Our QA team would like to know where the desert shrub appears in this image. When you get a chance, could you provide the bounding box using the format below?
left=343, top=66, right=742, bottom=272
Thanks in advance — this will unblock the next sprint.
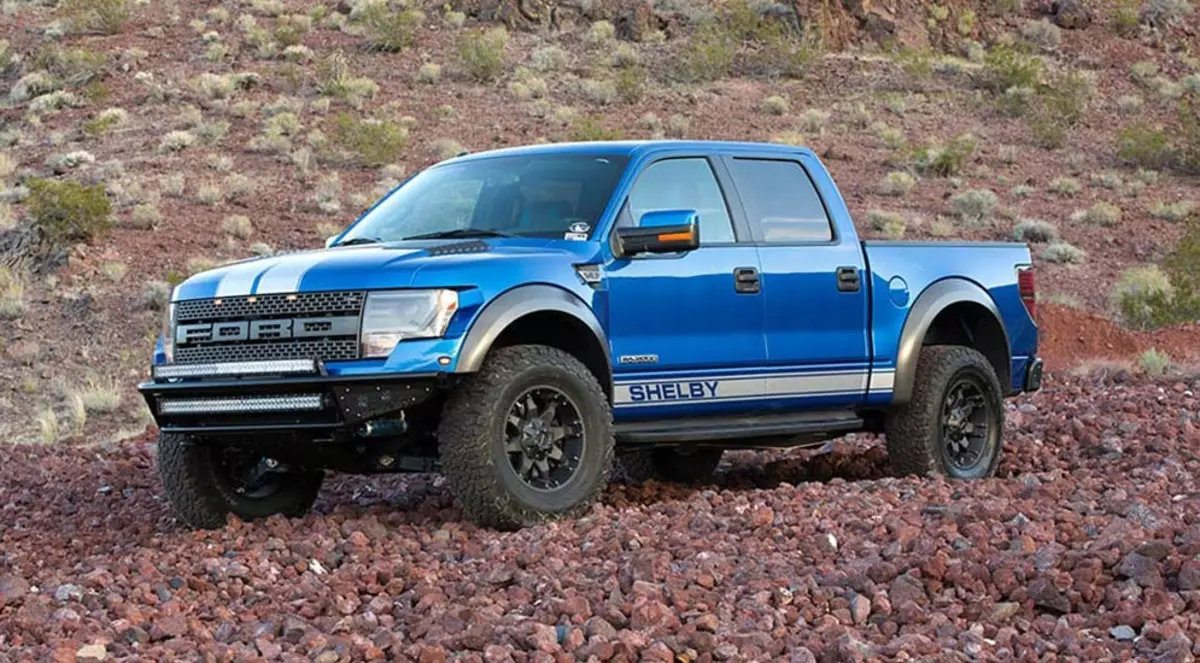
left=867, top=210, right=906, bottom=238
left=912, top=133, right=976, bottom=177
left=756, top=95, right=788, bottom=116
left=59, top=0, right=129, bottom=35
left=357, top=3, right=423, bottom=52
left=798, top=109, right=829, bottom=133
left=568, top=116, right=625, bottom=142
left=32, top=46, right=107, bottom=88
left=1049, top=177, right=1082, bottom=196
left=458, top=27, right=508, bottom=82
left=223, top=215, right=254, bottom=239
left=1027, top=69, right=1092, bottom=149
left=1021, top=20, right=1061, bottom=51
left=615, top=65, right=648, bottom=104
left=530, top=45, right=569, bottom=72
left=1040, top=242, right=1085, bottom=264
left=585, top=20, right=615, bottom=44
left=25, top=177, right=113, bottom=246
left=1140, top=0, right=1193, bottom=28
left=879, top=171, right=916, bottom=196
left=1113, top=0, right=1141, bottom=35
left=1012, top=218, right=1058, bottom=243
left=329, top=112, right=408, bottom=167
left=578, top=79, right=616, bottom=105
left=0, top=267, right=24, bottom=320
left=950, top=188, right=998, bottom=224
left=1150, top=200, right=1195, bottom=221
left=1077, top=201, right=1122, bottom=226
left=315, top=52, right=378, bottom=106
left=676, top=22, right=735, bottom=83
left=978, top=43, right=1044, bottom=93
left=82, top=107, right=128, bottom=135
left=1138, top=348, right=1171, bottom=376
left=1110, top=265, right=1174, bottom=329
left=418, top=63, right=441, bottom=84
left=1115, top=123, right=1174, bottom=169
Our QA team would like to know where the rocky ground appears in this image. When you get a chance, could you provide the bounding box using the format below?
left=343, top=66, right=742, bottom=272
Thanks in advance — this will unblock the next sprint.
left=4, top=370, right=1200, bottom=661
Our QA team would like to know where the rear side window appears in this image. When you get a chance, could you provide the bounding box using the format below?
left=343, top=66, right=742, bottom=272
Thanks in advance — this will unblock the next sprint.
left=728, top=158, right=833, bottom=243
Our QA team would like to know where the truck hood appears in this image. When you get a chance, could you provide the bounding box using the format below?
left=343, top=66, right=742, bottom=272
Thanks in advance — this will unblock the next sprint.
left=172, top=238, right=599, bottom=301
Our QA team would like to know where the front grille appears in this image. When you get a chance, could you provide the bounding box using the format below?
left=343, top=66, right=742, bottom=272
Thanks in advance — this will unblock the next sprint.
left=175, top=291, right=365, bottom=323
left=172, top=290, right=364, bottom=366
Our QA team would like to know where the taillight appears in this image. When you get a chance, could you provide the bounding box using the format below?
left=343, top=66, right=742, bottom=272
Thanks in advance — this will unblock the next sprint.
left=1017, top=265, right=1036, bottom=322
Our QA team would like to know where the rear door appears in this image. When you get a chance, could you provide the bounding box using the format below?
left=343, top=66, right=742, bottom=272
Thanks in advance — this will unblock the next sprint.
left=602, top=155, right=767, bottom=419
left=719, top=153, right=871, bottom=408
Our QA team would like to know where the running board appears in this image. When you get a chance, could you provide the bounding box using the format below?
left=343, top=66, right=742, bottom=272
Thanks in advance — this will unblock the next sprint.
left=614, top=410, right=864, bottom=445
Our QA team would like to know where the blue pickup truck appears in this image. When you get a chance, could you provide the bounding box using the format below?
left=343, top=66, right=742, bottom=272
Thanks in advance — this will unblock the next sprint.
left=138, top=140, right=1042, bottom=530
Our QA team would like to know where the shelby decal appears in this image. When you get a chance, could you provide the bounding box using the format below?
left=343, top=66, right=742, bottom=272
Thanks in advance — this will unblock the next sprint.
left=629, top=381, right=718, bottom=402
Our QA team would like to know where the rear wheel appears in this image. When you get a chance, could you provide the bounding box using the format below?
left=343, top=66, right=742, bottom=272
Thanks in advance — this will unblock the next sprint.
left=885, top=346, right=1004, bottom=479
left=156, top=433, right=324, bottom=529
left=438, top=345, right=614, bottom=529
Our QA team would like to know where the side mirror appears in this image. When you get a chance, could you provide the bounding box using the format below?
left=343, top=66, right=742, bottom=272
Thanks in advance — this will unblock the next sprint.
left=324, top=236, right=338, bottom=248
left=615, top=209, right=700, bottom=257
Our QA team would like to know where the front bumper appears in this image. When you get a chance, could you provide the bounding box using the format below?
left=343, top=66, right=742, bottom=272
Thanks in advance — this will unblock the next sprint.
left=138, top=361, right=448, bottom=436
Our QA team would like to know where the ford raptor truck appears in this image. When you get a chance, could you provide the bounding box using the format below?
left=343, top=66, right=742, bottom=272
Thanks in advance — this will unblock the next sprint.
left=138, top=140, right=1043, bottom=530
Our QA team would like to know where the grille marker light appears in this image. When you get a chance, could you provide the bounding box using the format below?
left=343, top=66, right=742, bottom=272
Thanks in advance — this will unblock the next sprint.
left=158, top=394, right=325, bottom=415
left=153, top=359, right=319, bottom=380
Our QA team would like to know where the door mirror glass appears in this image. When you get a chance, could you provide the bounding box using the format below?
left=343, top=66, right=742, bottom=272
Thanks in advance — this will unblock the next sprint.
left=615, top=209, right=700, bottom=257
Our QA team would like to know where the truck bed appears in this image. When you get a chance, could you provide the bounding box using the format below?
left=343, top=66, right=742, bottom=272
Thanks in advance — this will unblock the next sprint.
left=862, top=240, right=1039, bottom=392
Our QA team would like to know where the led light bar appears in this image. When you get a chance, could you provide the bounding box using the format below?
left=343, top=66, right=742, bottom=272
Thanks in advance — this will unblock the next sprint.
left=158, top=394, right=325, bottom=415
left=152, top=359, right=319, bottom=380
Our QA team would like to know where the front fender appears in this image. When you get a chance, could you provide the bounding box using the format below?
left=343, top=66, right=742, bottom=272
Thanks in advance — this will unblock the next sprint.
left=892, top=278, right=1010, bottom=405
left=454, top=284, right=609, bottom=373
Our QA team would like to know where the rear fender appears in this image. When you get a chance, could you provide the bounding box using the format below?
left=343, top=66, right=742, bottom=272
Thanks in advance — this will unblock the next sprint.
left=892, top=279, right=1011, bottom=405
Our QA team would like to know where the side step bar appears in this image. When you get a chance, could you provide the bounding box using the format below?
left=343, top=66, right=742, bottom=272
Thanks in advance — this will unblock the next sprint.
left=614, top=410, right=864, bottom=445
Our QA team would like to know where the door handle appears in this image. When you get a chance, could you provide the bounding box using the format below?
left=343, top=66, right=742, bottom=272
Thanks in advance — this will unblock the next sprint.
left=734, top=267, right=760, bottom=294
left=836, top=266, right=860, bottom=292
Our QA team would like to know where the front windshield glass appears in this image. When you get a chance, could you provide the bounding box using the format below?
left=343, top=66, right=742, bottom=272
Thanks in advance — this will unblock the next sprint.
left=337, top=153, right=631, bottom=243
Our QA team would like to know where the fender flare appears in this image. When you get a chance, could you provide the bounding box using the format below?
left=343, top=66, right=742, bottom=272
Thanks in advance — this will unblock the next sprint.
left=455, top=284, right=610, bottom=375
left=891, top=278, right=1011, bottom=405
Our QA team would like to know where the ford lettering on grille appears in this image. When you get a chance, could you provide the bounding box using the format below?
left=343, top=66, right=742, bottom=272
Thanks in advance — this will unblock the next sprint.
left=172, top=291, right=365, bottom=365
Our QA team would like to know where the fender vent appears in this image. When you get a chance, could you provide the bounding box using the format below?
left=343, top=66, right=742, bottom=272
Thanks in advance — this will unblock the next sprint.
left=425, top=240, right=490, bottom=257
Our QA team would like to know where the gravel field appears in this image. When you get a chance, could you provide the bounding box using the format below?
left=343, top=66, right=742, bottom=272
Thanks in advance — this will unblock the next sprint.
left=4, top=372, right=1200, bottom=662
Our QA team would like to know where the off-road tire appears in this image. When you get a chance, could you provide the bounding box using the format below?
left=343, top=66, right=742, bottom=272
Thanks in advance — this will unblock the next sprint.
left=438, top=345, right=615, bottom=530
left=884, top=345, right=1005, bottom=480
left=615, top=447, right=724, bottom=484
left=156, top=433, right=324, bottom=529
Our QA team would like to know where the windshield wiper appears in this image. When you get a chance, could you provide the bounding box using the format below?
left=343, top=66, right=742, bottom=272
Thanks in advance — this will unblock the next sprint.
left=402, top=228, right=519, bottom=241
left=334, top=236, right=385, bottom=247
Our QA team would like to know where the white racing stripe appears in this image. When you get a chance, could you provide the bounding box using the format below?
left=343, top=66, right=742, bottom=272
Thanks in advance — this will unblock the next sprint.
left=214, top=260, right=268, bottom=298
left=613, top=369, right=896, bottom=407
left=253, top=251, right=331, bottom=295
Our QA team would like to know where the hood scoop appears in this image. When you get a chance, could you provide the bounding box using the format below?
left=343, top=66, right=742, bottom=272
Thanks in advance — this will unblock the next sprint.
left=425, top=239, right=491, bottom=257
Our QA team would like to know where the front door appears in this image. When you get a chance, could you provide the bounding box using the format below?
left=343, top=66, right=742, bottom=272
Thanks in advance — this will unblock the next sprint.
left=601, top=156, right=767, bottom=420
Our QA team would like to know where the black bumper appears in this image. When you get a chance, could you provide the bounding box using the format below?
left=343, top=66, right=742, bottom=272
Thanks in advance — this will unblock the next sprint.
left=1024, top=357, right=1044, bottom=392
left=138, top=372, right=448, bottom=436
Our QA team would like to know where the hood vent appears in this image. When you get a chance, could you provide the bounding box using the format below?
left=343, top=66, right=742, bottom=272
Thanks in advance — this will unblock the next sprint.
left=425, top=240, right=490, bottom=257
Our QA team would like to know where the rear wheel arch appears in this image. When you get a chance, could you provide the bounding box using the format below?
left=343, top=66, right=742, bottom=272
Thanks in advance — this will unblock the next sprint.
left=892, top=279, right=1011, bottom=405
left=455, top=284, right=612, bottom=399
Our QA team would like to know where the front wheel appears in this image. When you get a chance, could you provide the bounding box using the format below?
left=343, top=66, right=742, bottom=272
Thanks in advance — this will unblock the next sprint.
left=438, top=345, right=615, bottom=529
left=156, top=433, right=324, bottom=529
left=884, top=345, right=1005, bottom=479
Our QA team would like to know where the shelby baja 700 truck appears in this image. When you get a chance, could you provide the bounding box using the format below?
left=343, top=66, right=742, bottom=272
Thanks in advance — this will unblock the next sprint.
left=138, top=140, right=1042, bottom=530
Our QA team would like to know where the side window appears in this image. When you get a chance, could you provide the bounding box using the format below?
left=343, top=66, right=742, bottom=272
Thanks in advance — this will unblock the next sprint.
left=727, top=158, right=834, bottom=243
left=625, top=158, right=736, bottom=244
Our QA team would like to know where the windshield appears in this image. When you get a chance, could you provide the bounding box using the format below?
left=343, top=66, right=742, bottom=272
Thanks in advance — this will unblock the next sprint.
left=337, top=153, right=631, bottom=243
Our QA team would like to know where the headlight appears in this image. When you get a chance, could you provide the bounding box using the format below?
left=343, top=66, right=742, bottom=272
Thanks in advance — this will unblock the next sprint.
left=361, top=289, right=459, bottom=358
left=161, top=301, right=176, bottom=362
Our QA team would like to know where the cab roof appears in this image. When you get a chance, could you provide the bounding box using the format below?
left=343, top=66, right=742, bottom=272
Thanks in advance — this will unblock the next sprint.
left=438, top=140, right=819, bottom=166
